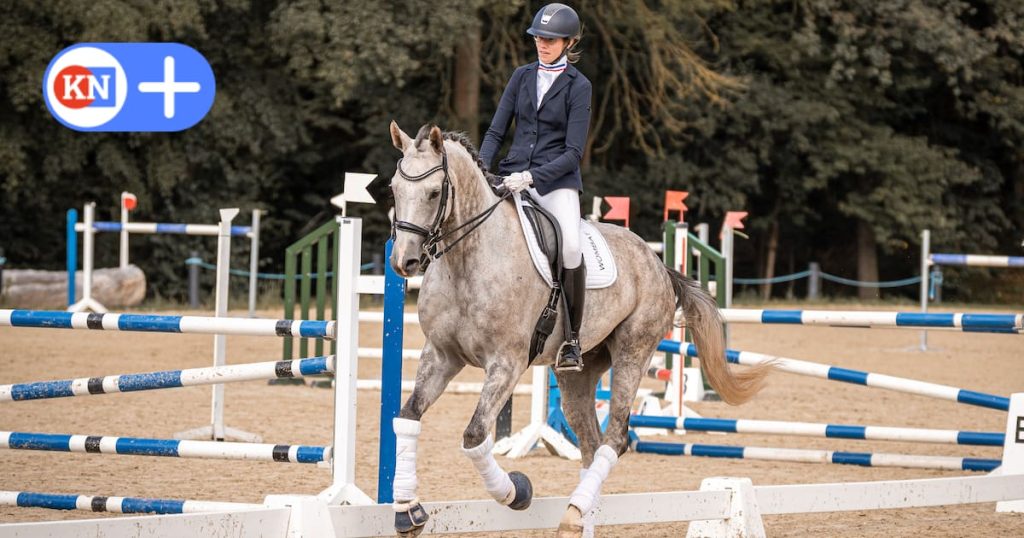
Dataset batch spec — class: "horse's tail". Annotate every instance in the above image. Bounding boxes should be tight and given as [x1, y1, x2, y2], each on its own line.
[666, 267, 772, 405]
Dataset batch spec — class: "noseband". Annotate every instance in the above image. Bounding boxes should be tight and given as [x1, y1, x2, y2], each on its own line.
[393, 151, 510, 269]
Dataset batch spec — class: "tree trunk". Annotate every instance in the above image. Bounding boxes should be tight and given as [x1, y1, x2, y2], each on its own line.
[761, 219, 779, 301]
[857, 220, 879, 301]
[453, 23, 481, 143]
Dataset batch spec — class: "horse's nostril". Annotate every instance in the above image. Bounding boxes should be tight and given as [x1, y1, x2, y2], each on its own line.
[403, 259, 420, 275]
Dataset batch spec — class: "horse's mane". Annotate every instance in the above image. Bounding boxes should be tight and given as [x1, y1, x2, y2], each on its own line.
[412, 124, 501, 185]
[443, 131, 503, 185]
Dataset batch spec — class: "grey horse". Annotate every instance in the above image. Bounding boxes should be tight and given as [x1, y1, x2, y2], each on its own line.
[386, 121, 772, 537]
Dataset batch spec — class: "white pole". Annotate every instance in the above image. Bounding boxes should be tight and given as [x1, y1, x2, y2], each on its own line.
[322, 216, 373, 505]
[83, 203, 95, 306]
[174, 209, 259, 443]
[696, 223, 709, 247]
[722, 225, 735, 349]
[248, 210, 261, 318]
[67, 202, 108, 313]
[920, 229, 930, 352]
[671, 223, 687, 420]
[119, 193, 129, 269]
[211, 208, 238, 441]
[529, 365, 547, 425]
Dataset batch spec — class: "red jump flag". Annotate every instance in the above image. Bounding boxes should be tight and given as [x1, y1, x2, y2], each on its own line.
[663, 190, 688, 222]
[603, 196, 631, 229]
[121, 191, 137, 211]
[721, 211, 748, 239]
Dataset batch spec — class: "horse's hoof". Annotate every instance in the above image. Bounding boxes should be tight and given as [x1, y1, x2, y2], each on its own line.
[556, 505, 584, 538]
[507, 471, 533, 511]
[394, 501, 429, 537]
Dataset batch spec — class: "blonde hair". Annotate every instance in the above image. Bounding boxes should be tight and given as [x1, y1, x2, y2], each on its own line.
[566, 27, 583, 64]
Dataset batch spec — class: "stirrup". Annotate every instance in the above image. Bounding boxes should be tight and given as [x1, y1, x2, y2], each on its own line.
[554, 341, 583, 372]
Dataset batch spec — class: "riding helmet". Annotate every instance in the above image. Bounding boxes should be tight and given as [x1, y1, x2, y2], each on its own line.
[526, 3, 580, 39]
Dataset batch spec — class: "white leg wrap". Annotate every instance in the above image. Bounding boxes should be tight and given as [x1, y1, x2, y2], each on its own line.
[569, 445, 618, 515]
[461, 435, 515, 505]
[579, 469, 596, 538]
[393, 418, 422, 505]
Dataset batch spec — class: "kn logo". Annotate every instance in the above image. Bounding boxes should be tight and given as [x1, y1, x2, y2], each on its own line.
[43, 43, 215, 132]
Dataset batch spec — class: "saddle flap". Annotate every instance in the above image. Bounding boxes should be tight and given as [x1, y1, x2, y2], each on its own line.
[513, 193, 617, 289]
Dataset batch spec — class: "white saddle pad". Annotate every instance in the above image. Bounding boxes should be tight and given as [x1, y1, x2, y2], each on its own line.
[513, 193, 617, 289]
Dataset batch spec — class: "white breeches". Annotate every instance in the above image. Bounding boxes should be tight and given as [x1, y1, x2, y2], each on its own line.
[528, 187, 583, 268]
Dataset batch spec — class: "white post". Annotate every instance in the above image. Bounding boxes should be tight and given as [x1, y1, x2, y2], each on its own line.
[723, 226, 734, 309]
[695, 223, 709, 248]
[996, 393, 1024, 513]
[920, 229, 931, 352]
[722, 225, 735, 349]
[247, 209, 261, 318]
[67, 202, 108, 313]
[119, 192, 130, 269]
[321, 216, 373, 505]
[670, 223, 687, 420]
[174, 209, 260, 444]
[210, 208, 236, 441]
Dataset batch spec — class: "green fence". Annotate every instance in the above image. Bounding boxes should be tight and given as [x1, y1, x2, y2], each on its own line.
[282, 219, 340, 361]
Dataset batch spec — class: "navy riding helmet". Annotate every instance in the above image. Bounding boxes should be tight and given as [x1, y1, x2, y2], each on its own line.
[526, 3, 580, 39]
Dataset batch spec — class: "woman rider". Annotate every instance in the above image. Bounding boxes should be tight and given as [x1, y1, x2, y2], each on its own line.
[478, 3, 592, 372]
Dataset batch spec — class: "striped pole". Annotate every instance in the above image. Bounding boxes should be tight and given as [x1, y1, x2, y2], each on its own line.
[75, 221, 253, 237]
[0, 310, 335, 339]
[930, 253, 1024, 268]
[630, 438, 1000, 472]
[0, 490, 261, 515]
[0, 356, 332, 402]
[658, 340, 1010, 411]
[720, 309, 1023, 334]
[0, 431, 328, 464]
[629, 416, 1004, 446]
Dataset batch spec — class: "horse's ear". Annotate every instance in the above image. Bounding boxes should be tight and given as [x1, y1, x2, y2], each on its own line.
[390, 120, 412, 152]
[429, 125, 444, 154]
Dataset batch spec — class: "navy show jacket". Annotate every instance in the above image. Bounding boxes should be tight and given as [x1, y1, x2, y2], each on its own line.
[479, 62, 592, 195]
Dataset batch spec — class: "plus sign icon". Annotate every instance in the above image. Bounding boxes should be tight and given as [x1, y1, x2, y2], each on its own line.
[43, 43, 215, 132]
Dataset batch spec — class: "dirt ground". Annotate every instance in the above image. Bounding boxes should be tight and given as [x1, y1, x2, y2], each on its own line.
[1, 304, 1022, 537]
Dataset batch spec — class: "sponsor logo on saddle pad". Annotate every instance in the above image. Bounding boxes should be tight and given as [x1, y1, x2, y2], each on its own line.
[44, 43, 215, 132]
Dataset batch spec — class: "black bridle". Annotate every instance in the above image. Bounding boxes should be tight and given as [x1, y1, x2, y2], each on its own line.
[393, 151, 511, 269]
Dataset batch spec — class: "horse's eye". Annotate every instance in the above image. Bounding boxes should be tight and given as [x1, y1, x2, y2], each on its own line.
[429, 190, 441, 200]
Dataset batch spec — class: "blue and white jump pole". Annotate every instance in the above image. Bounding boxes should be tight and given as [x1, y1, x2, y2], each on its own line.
[66, 195, 262, 315]
[0, 490, 261, 515]
[2, 216, 375, 509]
[920, 228, 1024, 350]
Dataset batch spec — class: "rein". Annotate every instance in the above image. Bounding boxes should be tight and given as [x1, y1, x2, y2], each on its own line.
[394, 152, 511, 267]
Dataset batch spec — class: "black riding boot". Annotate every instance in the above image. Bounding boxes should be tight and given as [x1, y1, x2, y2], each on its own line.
[555, 264, 586, 372]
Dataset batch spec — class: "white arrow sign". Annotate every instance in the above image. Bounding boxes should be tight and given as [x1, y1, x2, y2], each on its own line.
[331, 172, 378, 215]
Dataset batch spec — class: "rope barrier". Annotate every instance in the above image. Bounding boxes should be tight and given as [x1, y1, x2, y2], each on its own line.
[735, 269, 921, 288]
[734, 271, 811, 285]
[818, 273, 922, 288]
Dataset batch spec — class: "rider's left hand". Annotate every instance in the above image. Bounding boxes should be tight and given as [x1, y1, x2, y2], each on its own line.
[502, 171, 533, 193]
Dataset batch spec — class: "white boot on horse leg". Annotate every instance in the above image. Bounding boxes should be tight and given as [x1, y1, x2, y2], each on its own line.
[393, 418, 429, 537]
[462, 435, 533, 510]
[559, 445, 618, 537]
